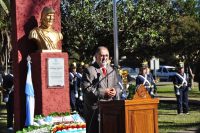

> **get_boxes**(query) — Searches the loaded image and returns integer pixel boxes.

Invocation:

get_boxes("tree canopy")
[0,0,199,71]
[61,0,200,67]
[0,0,12,72]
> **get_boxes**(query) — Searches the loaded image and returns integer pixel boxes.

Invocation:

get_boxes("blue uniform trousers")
[175,86,189,114]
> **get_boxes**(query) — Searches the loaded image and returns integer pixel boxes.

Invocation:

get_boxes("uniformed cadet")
[147,67,157,96]
[2,72,14,130]
[75,61,86,116]
[69,62,82,112]
[136,61,156,97]
[173,61,189,115]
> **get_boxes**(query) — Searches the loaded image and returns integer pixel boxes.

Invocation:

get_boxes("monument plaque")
[48,58,64,87]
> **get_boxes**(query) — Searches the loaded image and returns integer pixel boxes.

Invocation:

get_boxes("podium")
[99,85,159,133]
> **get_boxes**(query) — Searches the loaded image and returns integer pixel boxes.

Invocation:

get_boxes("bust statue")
[29,7,63,52]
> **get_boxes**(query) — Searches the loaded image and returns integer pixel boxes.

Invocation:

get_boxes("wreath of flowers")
[51,122,86,133]
[16,112,86,133]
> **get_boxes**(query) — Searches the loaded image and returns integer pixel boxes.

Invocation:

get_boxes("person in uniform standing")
[69,62,82,112]
[2,72,14,130]
[136,61,156,97]
[173,61,189,115]
[147,67,157,96]
[75,62,87,116]
[82,46,120,133]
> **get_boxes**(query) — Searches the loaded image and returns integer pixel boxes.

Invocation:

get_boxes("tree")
[61,0,178,65]
[172,0,200,19]
[0,0,12,73]
[117,0,177,65]
[169,16,200,63]
[168,0,200,64]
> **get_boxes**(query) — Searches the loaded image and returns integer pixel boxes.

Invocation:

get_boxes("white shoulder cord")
[138,75,151,86]
[176,73,188,86]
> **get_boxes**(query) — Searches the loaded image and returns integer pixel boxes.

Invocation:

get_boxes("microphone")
[111,64,119,69]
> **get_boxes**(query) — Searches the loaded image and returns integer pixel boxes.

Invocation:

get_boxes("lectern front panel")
[99,100,125,133]
[99,99,159,133]
[128,109,154,133]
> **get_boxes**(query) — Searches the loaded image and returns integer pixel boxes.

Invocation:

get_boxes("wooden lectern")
[99,85,159,133]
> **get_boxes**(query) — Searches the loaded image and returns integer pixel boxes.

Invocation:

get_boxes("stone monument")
[11,1,70,131]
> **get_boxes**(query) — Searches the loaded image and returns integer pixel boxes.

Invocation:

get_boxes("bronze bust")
[29,7,63,52]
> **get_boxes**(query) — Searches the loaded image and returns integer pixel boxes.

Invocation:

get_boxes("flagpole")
[113,0,122,101]
[113,0,119,68]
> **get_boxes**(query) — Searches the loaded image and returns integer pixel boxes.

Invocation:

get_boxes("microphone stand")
[98,68,115,133]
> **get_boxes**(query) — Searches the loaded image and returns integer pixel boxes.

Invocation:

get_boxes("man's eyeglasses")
[100,54,109,57]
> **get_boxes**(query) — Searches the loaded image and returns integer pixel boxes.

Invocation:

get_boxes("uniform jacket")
[69,72,82,90]
[173,73,188,89]
[136,74,154,88]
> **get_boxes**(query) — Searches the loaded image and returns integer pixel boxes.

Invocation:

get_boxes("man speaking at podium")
[82,46,120,133]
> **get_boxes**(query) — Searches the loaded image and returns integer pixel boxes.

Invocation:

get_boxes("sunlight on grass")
[157,82,200,132]
[157,83,200,100]
[158,97,200,132]
[159,109,200,133]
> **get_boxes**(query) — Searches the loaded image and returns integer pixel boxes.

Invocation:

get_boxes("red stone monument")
[11,0,70,131]
[31,52,70,116]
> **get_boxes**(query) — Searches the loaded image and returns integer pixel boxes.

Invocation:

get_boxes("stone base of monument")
[31,52,70,116]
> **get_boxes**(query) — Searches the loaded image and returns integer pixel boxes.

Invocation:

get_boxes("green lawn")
[0,82,200,133]
[157,82,200,133]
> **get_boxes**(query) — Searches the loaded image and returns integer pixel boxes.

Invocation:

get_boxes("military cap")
[42,7,55,15]
[41,7,55,20]
[77,61,85,69]
[80,62,84,66]
[177,61,184,68]
[70,62,77,68]
[141,61,148,68]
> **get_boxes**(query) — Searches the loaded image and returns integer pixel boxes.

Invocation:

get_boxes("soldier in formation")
[2,72,14,130]
[69,62,87,116]
[173,61,189,115]
[136,61,156,97]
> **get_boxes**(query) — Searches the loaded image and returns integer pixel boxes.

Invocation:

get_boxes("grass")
[157,82,200,100]
[157,82,200,133]
[0,82,200,133]
[158,102,200,133]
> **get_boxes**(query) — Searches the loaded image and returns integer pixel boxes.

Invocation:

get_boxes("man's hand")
[105,88,116,98]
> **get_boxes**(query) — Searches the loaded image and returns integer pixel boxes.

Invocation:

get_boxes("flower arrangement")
[51,122,86,133]
[16,112,86,133]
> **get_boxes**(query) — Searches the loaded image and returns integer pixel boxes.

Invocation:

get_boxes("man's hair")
[95,46,109,56]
